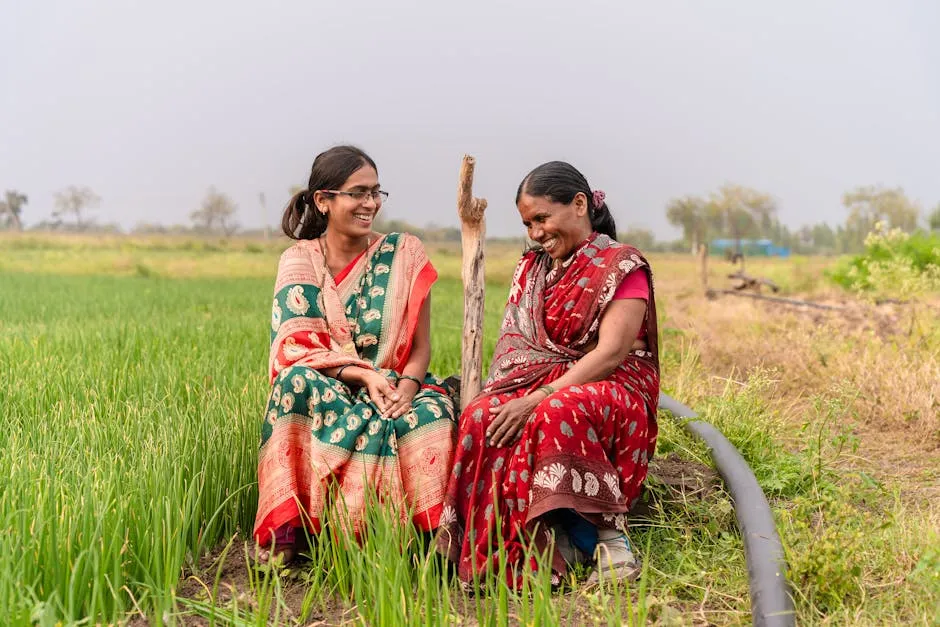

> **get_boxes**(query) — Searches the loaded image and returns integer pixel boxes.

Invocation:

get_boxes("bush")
[828,225,940,298]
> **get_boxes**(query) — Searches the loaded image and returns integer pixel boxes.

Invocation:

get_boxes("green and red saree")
[254,233,456,547]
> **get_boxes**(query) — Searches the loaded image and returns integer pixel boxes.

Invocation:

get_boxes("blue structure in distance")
[710,238,791,258]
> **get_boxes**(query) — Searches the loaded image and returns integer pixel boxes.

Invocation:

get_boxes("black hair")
[515,161,617,240]
[282,145,378,240]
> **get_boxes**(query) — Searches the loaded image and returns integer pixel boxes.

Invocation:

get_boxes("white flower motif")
[355,434,369,451]
[329,428,346,444]
[271,299,282,331]
[380,242,395,253]
[291,374,306,394]
[324,410,338,426]
[307,396,317,415]
[322,388,336,403]
[440,505,457,526]
[286,285,310,315]
[374,263,390,275]
[427,404,442,418]
[533,463,567,491]
[266,409,277,424]
[280,392,294,413]
[603,473,622,499]
[405,412,418,429]
[311,414,323,431]
[584,472,600,497]
[346,414,361,430]
[271,386,282,405]
[571,469,582,493]
[368,419,382,435]
[304,370,315,380]
[309,388,320,405]
[369,286,386,297]
[363,309,381,322]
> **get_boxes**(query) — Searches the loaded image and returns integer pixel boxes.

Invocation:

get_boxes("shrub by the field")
[829,226,940,298]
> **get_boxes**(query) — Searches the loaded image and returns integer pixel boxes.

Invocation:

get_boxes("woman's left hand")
[387,380,419,419]
[486,395,541,448]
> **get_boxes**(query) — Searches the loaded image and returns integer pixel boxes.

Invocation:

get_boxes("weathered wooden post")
[456,155,488,411]
[698,242,709,294]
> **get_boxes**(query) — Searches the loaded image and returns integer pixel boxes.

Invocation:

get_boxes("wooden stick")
[706,288,845,311]
[456,155,488,411]
[698,243,708,294]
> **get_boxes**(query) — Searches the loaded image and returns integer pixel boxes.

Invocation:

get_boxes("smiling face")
[517,191,593,260]
[315,165,382,238]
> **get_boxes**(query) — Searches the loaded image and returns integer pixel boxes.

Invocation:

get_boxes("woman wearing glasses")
[254,145,456,562]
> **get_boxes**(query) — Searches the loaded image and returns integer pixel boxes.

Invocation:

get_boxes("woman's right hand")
[361,370,400,417]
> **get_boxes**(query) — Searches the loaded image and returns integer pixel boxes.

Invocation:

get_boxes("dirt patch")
[648,454,720,499]
[628,454,722,520]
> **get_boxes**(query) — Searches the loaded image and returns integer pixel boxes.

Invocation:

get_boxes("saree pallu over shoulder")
[267,232,438,382]
[255,232,454,547]
[484,233,659,396]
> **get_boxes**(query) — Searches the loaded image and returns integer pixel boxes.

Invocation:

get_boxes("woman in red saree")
[255,146,456,562]
[438,161,659,587]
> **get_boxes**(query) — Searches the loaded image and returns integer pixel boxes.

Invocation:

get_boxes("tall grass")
[0,274,265,622]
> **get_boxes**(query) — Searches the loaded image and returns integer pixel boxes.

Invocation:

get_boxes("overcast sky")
[2,0,938,238]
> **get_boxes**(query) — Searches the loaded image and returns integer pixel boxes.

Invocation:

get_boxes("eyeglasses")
[320,189,389,204]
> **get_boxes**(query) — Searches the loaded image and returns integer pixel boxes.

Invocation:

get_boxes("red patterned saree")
[437,233,660,584]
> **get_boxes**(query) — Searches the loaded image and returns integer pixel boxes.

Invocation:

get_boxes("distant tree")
[928,204,940,231]
[191,187,238,236]
[665,195,708,253]
[843,186,920,245]
[619,227,655,251]
[53,186,100,231]
[0,190,27,230]
[796,222,839,254]
[706,184,777,255]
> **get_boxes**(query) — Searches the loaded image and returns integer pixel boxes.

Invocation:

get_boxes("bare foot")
[256,545,296,565]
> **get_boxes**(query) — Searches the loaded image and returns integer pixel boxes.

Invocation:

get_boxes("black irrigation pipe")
[658,392,796,627]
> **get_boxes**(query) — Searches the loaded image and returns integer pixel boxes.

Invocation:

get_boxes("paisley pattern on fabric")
[254,233,457,546]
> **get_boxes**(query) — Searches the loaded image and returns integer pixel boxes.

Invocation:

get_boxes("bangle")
[535,384,556,397]
[399,374,422,387]
[335,364,354,382]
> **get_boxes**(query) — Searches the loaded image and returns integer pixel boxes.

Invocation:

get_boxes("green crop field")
[1,233,937,625]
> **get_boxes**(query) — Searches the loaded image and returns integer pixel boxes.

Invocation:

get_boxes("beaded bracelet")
[398,374,423,387]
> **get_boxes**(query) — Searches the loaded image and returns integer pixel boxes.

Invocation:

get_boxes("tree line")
[664,183,940,255]
[3,183,940,252]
